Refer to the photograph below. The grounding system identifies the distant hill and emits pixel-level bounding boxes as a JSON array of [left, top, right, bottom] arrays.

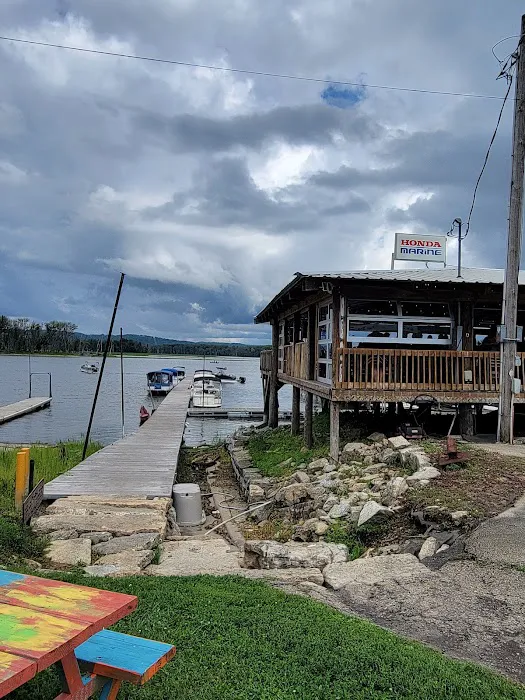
[[74, 332, 269, 357]]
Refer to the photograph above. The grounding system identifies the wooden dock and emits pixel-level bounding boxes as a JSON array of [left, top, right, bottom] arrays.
[[0, 397, 52, 425], [187, 407, 297, 420], [44, 380, 191, 499]]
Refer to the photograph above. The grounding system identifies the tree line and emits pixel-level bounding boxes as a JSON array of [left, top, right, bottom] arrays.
[[0, 317, 267, 357]]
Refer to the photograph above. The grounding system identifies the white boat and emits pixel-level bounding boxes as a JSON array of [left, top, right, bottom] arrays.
[[214, 367, 237, 383], [191, 372, 222, 407], [80, 362, 99, 374], [147, 368, 184, 396]]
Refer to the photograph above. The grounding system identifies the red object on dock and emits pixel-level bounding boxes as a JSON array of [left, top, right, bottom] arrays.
[[139, 406, 150, 425]]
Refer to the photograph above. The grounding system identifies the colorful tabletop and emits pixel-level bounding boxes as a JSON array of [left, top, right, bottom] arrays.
[[0, 570, 137, 698]]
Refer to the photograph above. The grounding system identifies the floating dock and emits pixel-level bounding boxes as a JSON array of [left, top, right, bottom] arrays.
[[187, 408, 297, 420], [0, 397, 52, 425], [44, 379, 191, 499]]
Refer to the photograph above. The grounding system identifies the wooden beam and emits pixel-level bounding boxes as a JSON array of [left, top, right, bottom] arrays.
[[268, 319, 279, 428], [459, 301, 475, 436], [330, 402, 340, 461], [304, 392, 313, 448], [291, 386, 301, 435]]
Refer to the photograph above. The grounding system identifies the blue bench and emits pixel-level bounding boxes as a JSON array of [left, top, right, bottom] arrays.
[[75, 629, 175, 696]]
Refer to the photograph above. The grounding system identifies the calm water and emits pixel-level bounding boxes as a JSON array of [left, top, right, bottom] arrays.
[[0, 355, 292, 447]]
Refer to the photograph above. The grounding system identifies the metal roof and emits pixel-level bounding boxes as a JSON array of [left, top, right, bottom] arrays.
[[254, 267, 517, 323], [302, 267, 521, 285]]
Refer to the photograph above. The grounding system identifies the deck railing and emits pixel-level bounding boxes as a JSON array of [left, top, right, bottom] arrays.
[[260, 349, 273, 373], [283, 343, 308, 380], [335, 348, 507, 392]]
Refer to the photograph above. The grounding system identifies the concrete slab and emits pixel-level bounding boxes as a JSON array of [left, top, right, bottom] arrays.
[[466, 495, 525, 566], [146, 539, 242, 576]]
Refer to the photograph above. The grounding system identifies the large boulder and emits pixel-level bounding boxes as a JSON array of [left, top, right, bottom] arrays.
[[388, 436, 410, 450], [406, 466, 441, 483], [342, 443, 370, 461], [47, 539, 91, 566], [243, 541, 348, 570], [367, 432, 386, 443], [92, 533, 160, 557], [357, 501, 393, 527], [324, 553, 430, 590], [381, 476, 409, 505], [275, 483, 310, 505]]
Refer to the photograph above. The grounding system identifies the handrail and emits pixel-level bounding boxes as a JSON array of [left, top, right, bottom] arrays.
[[29, 372, 52, 398]]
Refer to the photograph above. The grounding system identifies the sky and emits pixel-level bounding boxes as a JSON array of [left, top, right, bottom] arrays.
[[0, 1, 523, 345]]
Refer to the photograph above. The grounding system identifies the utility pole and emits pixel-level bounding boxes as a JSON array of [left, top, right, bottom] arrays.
[[499, 15, 525, 443]]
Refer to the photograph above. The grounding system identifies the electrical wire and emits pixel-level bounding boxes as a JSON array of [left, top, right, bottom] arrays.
[[0, 34, 514, 101], [463, 66, 516, 238]]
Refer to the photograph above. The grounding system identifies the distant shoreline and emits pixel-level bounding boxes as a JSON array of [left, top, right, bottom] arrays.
[[0, 352, 259, 360]]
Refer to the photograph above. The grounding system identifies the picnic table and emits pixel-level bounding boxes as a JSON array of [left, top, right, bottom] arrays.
[[0, 570, 175, 699]]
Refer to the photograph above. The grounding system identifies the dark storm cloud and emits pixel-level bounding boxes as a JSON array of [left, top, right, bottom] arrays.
[[135, 102, 382, 155]]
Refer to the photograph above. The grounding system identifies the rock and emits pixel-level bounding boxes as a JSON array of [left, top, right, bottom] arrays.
[[248, 484, 265, 501], [423, 538, 466, 570], [278, 457, 294, 469], [323, 495, 339, 512], [47, 539, 91, 566], [48, 529, 79, 540], [243, 541, 348, 570], [342, 443, 369, 460], [419, 480, 430, 487], [357, 501, 393, 527], [349, 506, 363, 523], [388, 436, 410, 450], [381, 477, 409, 505], [324, 554, 430, 591], [406, 466, 441, 483], [307, 458, 331, 472], [362, 463, 386, 475], [328, 500, 352, 519], [96, 550, 154, 575], [398, 447, 418, 467], [240, 568, 324, 586], [147, 539, 242, 576], [368, 432, 386, 443], [294, 471, 310, 484], [418, 537, 439, 560], [92, 533, 161, 557], [315, 521, 330, 536], [401, 538, 425, 556], [22, 559, 42, 570], [34, 497, 169, 538], [451, 510, 469, 524], [436, 544, 450, 554], [377, 544, 401, 556], [323, 464, 338, 474], [275, 483, 310, 505], [84, 565, 121, 577], [84, 532, 112, 544]]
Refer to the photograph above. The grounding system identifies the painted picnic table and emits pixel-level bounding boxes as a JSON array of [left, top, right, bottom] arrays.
[[0, 570, 137, 699]]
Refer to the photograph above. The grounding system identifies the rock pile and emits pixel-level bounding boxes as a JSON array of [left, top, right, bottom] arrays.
[[243, 434, 442, 542]]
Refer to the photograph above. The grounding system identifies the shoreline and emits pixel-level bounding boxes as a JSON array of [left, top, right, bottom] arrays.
[[0, 352, 260, 360]]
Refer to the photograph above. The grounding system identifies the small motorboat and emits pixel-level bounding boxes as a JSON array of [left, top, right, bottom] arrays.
[[237, 376, 246, 384], [147, 367, 185, 396], [139, 405, 150, 425], [191, 371, 222, 407], [214, 367, 237, 383], [80, 362, 99, 374]]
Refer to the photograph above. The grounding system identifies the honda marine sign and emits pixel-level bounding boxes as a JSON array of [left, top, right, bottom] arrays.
[[394, 233, 447, 263]]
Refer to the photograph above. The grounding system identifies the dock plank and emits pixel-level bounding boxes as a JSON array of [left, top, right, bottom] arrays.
[[0, 398, 52, 425], [44, 380, 191, 499]]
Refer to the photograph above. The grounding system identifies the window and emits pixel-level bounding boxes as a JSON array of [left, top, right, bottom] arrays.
[[401, 302, 449, 317], [347, 300, 397, 315], [318, 303, 332, 384], [348, 320, 398, 339], [347, 298, 452, 346]]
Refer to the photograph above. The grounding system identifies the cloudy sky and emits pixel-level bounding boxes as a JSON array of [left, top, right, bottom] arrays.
[[0, 1, 523, 344]]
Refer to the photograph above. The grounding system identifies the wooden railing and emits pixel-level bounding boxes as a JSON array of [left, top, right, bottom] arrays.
[[260, 349, 272, 373], [283, 343, 308, 380], [336, 348, 511, 393]]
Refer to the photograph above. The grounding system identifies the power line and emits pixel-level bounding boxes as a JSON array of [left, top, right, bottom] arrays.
[[0, 34, 513, 101]]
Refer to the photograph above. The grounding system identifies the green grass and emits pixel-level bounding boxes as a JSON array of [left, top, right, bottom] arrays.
[[246, 426, 327, 477], [8, 574, 525, 700], [0, 441, 102, 515]]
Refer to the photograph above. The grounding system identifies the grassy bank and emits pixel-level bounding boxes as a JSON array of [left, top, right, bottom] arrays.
[[0, 441, 102, 514], [0, 441, 102, 565], [8, 573, 525, 700]]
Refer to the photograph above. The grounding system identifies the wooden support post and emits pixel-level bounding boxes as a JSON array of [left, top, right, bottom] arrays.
[[304, 392, 313, 448], [268, 319, 279, 428], [291, 386, 301, 435], [459, 301, 475, 436], [387, 402, 396, 416], [499, 14, 525, 443], [15, 451, 26, 511], [330, 402, 340, 461]]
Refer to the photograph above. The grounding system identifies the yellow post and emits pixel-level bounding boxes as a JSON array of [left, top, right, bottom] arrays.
[[15, 451, 26, 510], [20, 448, 30, 496]]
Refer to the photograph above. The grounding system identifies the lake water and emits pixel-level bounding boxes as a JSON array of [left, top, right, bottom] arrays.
[[0, 355, 292, 447]]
